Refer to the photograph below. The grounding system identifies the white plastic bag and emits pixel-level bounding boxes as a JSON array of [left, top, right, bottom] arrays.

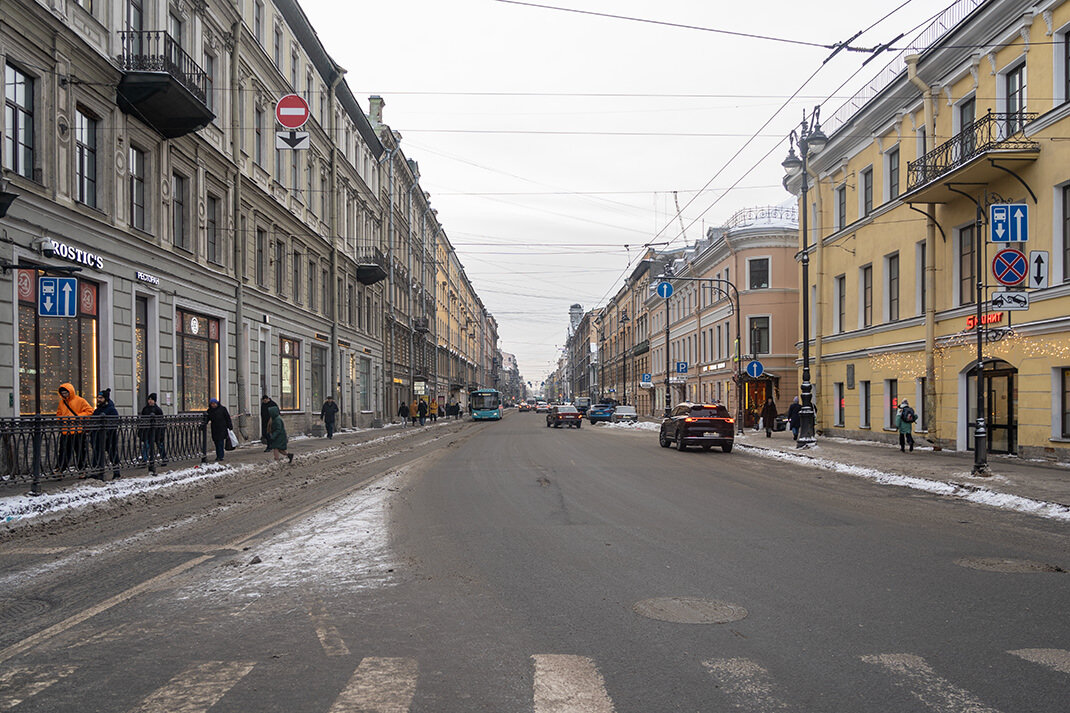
[[227, 428, 239, 449]]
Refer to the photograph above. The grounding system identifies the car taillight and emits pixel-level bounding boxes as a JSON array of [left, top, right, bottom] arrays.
[[685, 417, 695, 423]]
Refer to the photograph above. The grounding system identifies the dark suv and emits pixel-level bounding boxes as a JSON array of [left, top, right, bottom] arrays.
[[659, 403, 734, 452]]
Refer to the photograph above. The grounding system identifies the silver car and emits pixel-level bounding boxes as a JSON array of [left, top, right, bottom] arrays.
[[611, 405, 638, 423]]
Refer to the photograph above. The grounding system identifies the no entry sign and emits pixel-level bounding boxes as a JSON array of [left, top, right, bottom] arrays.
[[275, 94, 310, 129], [992, 248, 1028, 286]]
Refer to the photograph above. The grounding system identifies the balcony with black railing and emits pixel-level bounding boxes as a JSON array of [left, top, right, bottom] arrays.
[[116, 30, 214, 139], [905, 110, 1039, 201], [356, 247, 388, 285]]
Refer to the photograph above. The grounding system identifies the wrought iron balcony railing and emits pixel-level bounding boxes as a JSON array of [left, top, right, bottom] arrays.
[[907, 110, 1039, 189], [119, 31, 208, 104]]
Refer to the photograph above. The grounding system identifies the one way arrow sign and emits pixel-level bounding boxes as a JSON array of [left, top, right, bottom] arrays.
[[1029, 250, 1049, 289], [276, 131, 309, 150]]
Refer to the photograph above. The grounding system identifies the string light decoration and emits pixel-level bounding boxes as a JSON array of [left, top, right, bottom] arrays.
[[865, 329, 1070, 378]]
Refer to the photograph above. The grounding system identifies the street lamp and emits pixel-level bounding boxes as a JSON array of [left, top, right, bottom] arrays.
[[620, 308, 630, 405], [782, 106, 827, 449]]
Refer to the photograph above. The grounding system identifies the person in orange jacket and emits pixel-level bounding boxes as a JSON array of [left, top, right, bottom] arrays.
[[55, 382, 94, 472]]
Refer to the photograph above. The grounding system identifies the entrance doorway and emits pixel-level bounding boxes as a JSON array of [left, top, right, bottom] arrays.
[[966, 360, 1017, 454], [743, 376, 780, 429]]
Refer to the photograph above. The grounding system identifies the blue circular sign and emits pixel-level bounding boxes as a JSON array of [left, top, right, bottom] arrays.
[[746, 360, 764, 378], [656, 281, 674, 299], [992, 248, 1027, 286]]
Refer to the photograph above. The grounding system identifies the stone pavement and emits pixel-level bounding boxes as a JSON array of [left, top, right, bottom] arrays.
[[734, 427, 1070, 511]]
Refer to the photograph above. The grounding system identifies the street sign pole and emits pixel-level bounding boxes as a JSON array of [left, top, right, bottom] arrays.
[[664, 284, 671, 418], [973, 201, 987, 475]]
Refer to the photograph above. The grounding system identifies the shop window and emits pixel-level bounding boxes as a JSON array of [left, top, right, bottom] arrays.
[[1061, 369, 1070, 438], [4, 64, 35, 179], [833, 382, 844, 426], [280, 337, 301, 411], [135, 295, 149, 409], [860, 380, 871, 428], [176, 310, 219, 413], [886, 379, 899, 428], [17, 271, 99, 415], [311, 345, 328, 409]]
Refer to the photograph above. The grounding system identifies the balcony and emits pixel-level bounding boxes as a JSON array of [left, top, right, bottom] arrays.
[[116, 31, 214, 139], [904, 111, 1039, 203], [356, 247, 388, 285]]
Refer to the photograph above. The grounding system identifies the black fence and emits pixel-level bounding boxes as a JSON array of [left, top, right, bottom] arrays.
[[118, 30, 209, 103], [0, 415, 208, 493], [907, 110, 1039, 189]]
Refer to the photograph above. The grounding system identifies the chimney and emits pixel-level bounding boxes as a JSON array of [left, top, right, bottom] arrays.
[[369, 95, 385, 131]]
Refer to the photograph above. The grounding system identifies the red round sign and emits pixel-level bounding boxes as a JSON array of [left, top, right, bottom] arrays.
[[992, 248, 1028, 286], [275, 94, 310, 129]]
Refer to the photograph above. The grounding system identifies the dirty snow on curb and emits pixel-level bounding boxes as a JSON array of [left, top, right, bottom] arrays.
[[740, 446, 1070, 522], [597, 421, 661, 432], [175, 467, 406, 600]]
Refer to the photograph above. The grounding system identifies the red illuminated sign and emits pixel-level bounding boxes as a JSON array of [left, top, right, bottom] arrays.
[[965, 312, 1003, 329]]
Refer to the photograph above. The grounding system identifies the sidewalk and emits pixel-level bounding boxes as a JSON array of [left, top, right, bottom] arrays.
[[734, 427, 1070, 519]]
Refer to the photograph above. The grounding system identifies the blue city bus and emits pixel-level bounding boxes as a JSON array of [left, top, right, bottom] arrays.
[[470, 389, 503, 420]]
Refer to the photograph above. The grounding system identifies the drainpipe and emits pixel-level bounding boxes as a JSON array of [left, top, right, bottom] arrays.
[[328, 69, 345, 424], [380, 146, 395, 415], [808, 168, 824, 432], [229, 20, 248, 438], [907, 54, 940, 447]]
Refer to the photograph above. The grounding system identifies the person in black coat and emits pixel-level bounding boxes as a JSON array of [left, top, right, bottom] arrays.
[[398, 401, 410, 427], [260, 395, 278, 451], [139, 393, 168, 466], [203, 398, 233, 462], [760, 397, 779, 438], [787, 396, 802, 441], [417, 398, 428, 426], [320, 395, 339, 438], [91, 388, 121, 480]]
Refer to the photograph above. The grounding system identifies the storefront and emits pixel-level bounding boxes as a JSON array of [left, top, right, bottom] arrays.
[[175, 309, 220, 413]]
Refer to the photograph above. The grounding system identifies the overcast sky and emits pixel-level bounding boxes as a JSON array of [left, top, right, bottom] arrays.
[[298, 0, 959, 385]]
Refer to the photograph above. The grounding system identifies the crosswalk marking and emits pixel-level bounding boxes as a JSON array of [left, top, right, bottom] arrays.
[[309, 603, 350, 657], [861, 653, 1003, 713], [129, 660, 255, 713], [329, 657, 418, 712], [532, 654, 616, 713], [1008, 648, 1070, 674], [703, 658, 794, 711], [0, 664, 77, 710]]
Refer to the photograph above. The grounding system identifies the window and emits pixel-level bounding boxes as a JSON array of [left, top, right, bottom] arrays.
[[1064, 185, 1070, 282], [311, 345, 328, 409], [75, 0, 93, 12], [204, 53, 215, 113], [917, 377, 927, 431], [254, 108, 265, 166], [835, 275, 846, 333], [748, 258, 770, 290], [129, 147, 147, 231], [959, 225, 976, 305], [126, 0, 143, 35], [135, 295, 149, 409], [1062, 369, 1070, 438], [887, 147, 900, 201], [291, 152, 300, 195], [887, 253, 899, 322], [290, 49, 299, 89], [360, 357, 371, 411], [918, 241, 927, 314], [75, 109, 98, 208], [834, 382, 845, 426], [322, 268, 331, 318], [256, 229, 266, 286], [274, 240, 285, 295], [280, 337, 301, 410], [308, 259, 316, 310], [861, 168, 873, 217], [4, 64, 34, 178], [275, 145, 283, 184], [169, 12, 183, 46], [861, 265, 873, 327], [1006, 63, 1026, 133], [293, 251, 302, 304], [176, 310, 220, 413], [254, 1, 264, 44], [274, 27, 283, 67], [206, 194, 220, 264], [305, 74, 313, 104], [749, 316, 769, 355], [860, 380, 871, 428], [958, 96, 976, 156], [886, 379, 899, 427], [835, 185, 846, 229], [172, 173, 188, 249]]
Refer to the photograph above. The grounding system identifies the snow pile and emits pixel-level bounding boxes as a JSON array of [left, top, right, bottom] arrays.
[[740, 445, 1070, 522], [598, 420, 661, 432]]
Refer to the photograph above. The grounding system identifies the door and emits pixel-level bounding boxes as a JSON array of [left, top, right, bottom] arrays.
[[966, 362, 1017, 455]]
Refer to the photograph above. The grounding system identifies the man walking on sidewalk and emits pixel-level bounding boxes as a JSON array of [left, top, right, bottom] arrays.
[[896, 399, 917, 452], [320, 395, 338, 439]]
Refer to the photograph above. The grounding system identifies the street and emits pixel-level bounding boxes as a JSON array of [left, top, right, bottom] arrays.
[[1, 412, 1067, 712]]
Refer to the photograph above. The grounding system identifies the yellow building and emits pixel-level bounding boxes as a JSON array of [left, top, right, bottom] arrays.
[[789, 0, 1070, 462]]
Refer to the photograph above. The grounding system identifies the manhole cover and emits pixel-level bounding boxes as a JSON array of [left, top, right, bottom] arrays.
[[955, 557, 1066, 573], [633, 597, 747, 624], [0, 596, 54, 621]]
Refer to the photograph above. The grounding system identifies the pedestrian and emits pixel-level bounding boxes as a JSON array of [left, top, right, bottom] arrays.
[[320, 395, 338, 439], [787, 396, 802, 441], [55, 382, 94, 472], [90, 388, 121, 480], [429, 398, 439, 423], [139, 392, 168, 467], [760, 397, 778, 438], [266, 404, 294, 463], [202, 397, 233, 462], [896, 399, 917, 452], [260, 395, 279, 452], [418, 398, 428, 426], [410, 398, 420, 426], [398, 401, 410, 426]]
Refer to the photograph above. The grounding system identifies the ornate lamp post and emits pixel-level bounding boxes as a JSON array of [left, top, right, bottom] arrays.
[[620, 308, 630, 405], [782, 106, 827, 448]]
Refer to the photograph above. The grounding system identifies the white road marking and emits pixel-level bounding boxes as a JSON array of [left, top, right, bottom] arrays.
[[532, 654, 616, 713], [329, 657, 418, 712], [861, 653, 1003, 713], [0, 664, 77, 710], [703, 658, 793, 711], [128, 660, 255, 713], [1008, 648, 1070, 674], [310, 606, 350, 657]]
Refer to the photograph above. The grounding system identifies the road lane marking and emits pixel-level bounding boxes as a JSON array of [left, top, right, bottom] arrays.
[[532, 654, 616, 713], [1008, 648, 1070, 674], [329, 657, 418, 712], [129, 660, 255, 713], [0, 664, 78, 709], [309, 603, 350, 657], [702, 658, 793, 711], [861, 653, 1003, 713]]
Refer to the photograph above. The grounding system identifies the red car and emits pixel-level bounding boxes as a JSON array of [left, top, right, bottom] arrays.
[[546, 405, 582, 428]]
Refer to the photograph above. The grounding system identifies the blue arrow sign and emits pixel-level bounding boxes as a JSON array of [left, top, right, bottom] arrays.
[[38, 277, 78, 318], [746, 360, 765, 378], [656, 281, 674, 299], [989, 203, 1028, 242], [676, 361, 688, 374]]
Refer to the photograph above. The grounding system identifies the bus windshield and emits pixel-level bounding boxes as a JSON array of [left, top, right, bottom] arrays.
[[471, 392, 501, 410]]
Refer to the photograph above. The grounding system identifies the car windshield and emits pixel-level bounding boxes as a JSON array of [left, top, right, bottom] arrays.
[[556, 406, 579, 413]]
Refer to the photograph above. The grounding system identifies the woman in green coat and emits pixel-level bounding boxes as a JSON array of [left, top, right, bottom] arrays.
[[267, 405, 294, 463]]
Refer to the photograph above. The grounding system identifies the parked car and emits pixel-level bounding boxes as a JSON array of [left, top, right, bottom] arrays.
[[546, 405, 582, 428], [574, 396, 592, 415], [535, 401, 550, 413], [587, 403, 615, 423], [659, 402, 734, 452], [611, 405, 638, 423]]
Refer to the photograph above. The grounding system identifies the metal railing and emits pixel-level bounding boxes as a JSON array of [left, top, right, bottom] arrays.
[[906, 110, 1040, 189], [356, 246, 387, 269], [0, 415, 208, 493], [118, 30, 208, 104]]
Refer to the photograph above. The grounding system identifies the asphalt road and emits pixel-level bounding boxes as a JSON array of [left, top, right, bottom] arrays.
[[1, 411, 1067, 712]]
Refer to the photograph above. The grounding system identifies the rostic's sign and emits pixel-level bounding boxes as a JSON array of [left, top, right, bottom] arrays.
[[48, 239, 104, 269]]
